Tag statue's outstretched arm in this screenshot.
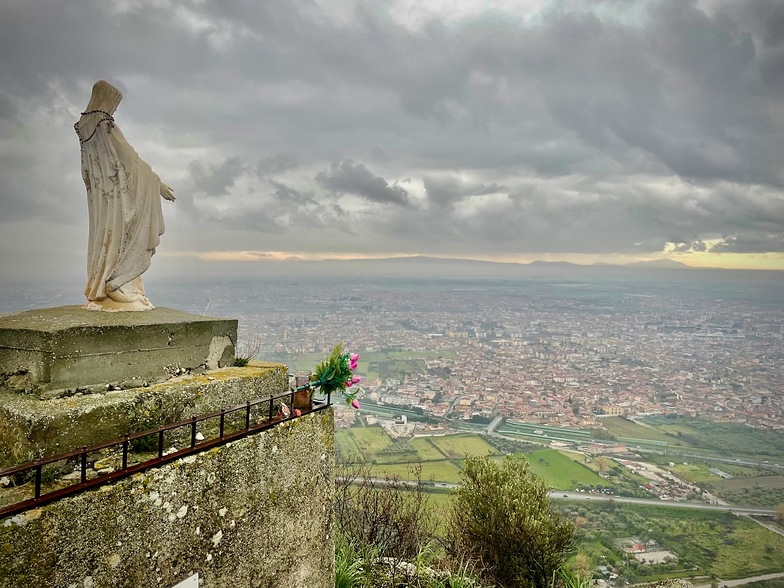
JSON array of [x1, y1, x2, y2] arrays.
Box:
[[160, 182, 175, 201], [110, 125, 175, 202]]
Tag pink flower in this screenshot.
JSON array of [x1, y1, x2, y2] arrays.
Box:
[[293, 408, 301, 417], [350, 353, 360, 363], [351, 375, 361, 384], [351, 399, 360, 410], [346, 380, 354, 388], [350, 361, 358, 371]]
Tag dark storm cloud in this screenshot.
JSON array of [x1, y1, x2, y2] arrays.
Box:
[[189, 157, 246, 197], [0, 0, 783, 264], [712, 233, 784, 253], [315, 160, 408, 205], [424, 175, 507, 208]]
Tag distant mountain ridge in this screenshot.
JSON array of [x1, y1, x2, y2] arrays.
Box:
[[624, 259, 691, 269], [150, 252, 784, 282], [366, 255, 692, 270]]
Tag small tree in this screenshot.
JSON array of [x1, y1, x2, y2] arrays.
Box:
[[571, 554, 593, 579], [447, 455, 575, 588], [335, 459, 435, 561], [595, 456, 609, 476]]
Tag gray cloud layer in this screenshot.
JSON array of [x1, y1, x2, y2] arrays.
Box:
[[1, 0, 783, 272]]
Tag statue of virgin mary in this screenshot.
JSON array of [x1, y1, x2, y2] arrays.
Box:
[[75, 80, 175, 311]]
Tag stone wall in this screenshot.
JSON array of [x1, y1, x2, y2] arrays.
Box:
[[0, 363, 287, 467], [0, 409, 335, 588]]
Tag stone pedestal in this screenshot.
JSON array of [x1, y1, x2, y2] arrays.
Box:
[[0, 306, 237, 395]]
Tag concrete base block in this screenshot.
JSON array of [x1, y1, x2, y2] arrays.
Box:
[[0, 306, 238, 395]]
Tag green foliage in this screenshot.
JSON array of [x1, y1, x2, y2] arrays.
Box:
[[335, 534, 380, 588], [335, 463, 489, 588], [233, 334, 261, 367], [556, 501, 784, 580], [336, 460, 436, 561], [130, 418, 161, 452], [643, 416, 784, 457], [313, 342, 361, 406], [744, 579, 784, 588], [447, 455, 576, 588], [558, 567, 592, 588]]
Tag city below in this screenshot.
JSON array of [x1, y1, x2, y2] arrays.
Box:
[[3, 261, 784, 583]]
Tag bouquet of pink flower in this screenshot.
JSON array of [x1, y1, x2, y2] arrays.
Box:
[[311, 343, 361, 409]]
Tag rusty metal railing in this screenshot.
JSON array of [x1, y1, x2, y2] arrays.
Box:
[[0, 385, 331, 519]]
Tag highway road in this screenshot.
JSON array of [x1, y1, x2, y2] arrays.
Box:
[[692, 572, 784, 588], [341, 477, 776, 516], [549, 491, 775, 516]]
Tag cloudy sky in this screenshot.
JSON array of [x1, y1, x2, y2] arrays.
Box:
[[1, 0, 783, 277]]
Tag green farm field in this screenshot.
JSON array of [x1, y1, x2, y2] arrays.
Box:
[[349, 426, 393, 454], [527, 449, 606, 489], [339, 427, 619, 489], [336, 426, 393, 461], [567, 502, 784, 580], [641, 417, 784, 458], [337, 427, 501, 464], [335, 431, 363, 461], [430, 434, 497, 459], [668, 462, 733, 484], [601, 416, 682, 445], [712, 474, 784, 492], [408, 437, 450, 461], [369, 460, 464, 484]]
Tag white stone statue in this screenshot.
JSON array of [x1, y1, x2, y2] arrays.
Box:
[[75, 80, 175, 311]]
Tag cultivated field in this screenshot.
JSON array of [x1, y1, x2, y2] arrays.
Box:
[[601, 416, 681, 444], [528, 449, 606, 489], [562, 502, 784, 581]]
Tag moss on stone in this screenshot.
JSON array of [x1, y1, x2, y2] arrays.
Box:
[[0, 364, 287, 467], [0, 409, 335, 588]]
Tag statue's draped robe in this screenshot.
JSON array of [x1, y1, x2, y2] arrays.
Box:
[[78, 117, 164, 301]]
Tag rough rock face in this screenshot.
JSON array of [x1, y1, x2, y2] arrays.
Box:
[[0, 409, 336, 588]]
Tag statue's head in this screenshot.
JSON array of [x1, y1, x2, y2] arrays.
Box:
[[84, 80, 123, 115]]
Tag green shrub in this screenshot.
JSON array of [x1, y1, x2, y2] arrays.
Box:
[[447, 455, 575, 588]]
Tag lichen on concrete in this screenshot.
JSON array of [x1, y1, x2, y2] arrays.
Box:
[[0, 409, 335, 588]]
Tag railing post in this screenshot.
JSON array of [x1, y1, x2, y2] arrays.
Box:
[[245, 401, 251, 429], [268, 395, 274, 422], [158, 427, 164, 459], [80, 447, 87, 483], [122, 435, 129, 470], [34, 462, 42, 499], [191, 416, 197, 448], [219, 407, 225, 439]]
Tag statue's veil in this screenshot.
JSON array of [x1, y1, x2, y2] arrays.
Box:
[[76, 81, 123, 142], [84, 80, 122, 113]]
